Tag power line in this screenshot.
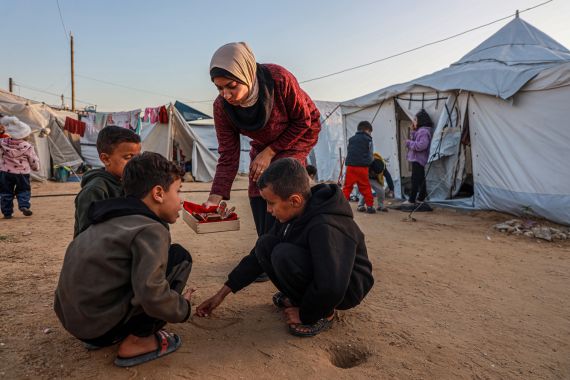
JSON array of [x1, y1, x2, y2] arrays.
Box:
[[76, 74, 214, 104], [14, 82, 96, 106], [55, 0, 68, 40], [299, 0, 554, 84]]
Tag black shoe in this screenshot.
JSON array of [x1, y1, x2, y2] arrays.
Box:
[[3, 215, 12, 219], [20, 208, 33, 216], [356, 205, 366, 212], [254, 273, 270, 283], [366, 206, 376, 214]]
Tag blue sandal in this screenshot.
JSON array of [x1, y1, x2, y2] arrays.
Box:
[[289, 316, 334, 337], [114, 330, 181, 367]]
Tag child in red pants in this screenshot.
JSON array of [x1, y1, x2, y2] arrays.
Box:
[[342, 121, 375, 213]]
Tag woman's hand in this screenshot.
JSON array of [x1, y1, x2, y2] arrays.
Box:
[[250, 146, 276, 183], [183, 287, 197, 303], [203, 194, 223, 208]]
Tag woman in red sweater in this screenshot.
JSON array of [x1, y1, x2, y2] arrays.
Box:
[[205, 42, 321, 239]]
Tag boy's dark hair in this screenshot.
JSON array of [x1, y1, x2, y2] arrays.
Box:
[[258, 158, 311, 200], [305, 165, 317, 177], [96, 125, 141, 155], [357, 121, 373, 133], [123, 152, 183, 199]]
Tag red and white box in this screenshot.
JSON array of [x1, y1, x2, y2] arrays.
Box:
[[182, 201, 240, 234]]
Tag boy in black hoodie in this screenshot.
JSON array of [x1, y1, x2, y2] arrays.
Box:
[[73, 126, 141, 237], [197, 158, 374, 337]]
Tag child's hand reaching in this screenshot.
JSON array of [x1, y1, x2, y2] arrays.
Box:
[[195, 285, 232, 317]]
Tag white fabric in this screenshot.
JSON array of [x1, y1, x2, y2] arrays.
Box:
[[425, 94, 469, 200], [312, 101, 345, 182], [141, 107, 218, 182], [0, 89, 83, 179], [470, 88, 570, 210]]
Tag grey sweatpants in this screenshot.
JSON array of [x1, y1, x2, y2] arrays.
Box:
[[358, 179, 385, 208]]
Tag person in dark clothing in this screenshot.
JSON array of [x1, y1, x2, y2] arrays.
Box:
[[404, 109, 434, 204], [197, 158, 374, 337], [55, 152, 194, 368], [73, 126, 141, 237], [343, 121, 375, 213]]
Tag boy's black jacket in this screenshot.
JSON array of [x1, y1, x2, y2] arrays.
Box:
[[345, 131, 373, 167], [226, 184, 374, 324]]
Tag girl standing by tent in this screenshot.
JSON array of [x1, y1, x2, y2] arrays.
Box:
[[204, 42, 321, 242], [404, 109, 433, 204]]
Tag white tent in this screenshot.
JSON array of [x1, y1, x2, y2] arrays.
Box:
[[310, 101, 345, 182], [0, 89, 83, 180], [340, 16, 570, 225], [140, 105, 218, 182]]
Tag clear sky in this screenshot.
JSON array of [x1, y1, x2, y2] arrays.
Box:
[[2, 0, 569, 115]]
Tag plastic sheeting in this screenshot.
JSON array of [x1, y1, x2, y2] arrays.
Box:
[[312, 101, 345, 182]]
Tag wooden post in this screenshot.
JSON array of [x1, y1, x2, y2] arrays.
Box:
[[9, 77, 13, 92], [70, 32, 75, 111]]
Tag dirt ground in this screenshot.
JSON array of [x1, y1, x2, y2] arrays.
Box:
[[0, 177, 569, 379]]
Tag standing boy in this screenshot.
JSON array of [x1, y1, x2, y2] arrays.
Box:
[[343, 121, 375, 213]]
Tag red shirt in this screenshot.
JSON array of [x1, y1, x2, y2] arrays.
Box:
[[211, 64, 321, 198]]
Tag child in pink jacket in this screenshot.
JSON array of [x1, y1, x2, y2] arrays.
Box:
[[0, 116, 40, 219]]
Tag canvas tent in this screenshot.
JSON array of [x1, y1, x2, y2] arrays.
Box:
[[0, 89, 83, 180], [140, 104, 218, 182], [340, 16, 570, 225]]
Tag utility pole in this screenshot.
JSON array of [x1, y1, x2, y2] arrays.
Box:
[[9, 77, 13, 92], [70, 31, 75, 111], [61, 94, 65, 109]]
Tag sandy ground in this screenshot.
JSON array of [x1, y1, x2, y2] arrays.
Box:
[[0, 177, 569, 379]]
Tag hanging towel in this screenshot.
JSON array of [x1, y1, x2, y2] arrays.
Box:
[[64, 117, 86, 137], [158, 106, 169, 124]]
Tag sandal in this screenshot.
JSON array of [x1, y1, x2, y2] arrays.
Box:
[[288, 316, 334, 337], [272, 292, 292, 308], [114, 330, 181, 367]]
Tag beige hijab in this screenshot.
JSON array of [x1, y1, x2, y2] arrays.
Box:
[[210, 42, 259, 107]]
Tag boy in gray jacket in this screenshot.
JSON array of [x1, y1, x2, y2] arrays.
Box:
[[54, 152, 193, 367]]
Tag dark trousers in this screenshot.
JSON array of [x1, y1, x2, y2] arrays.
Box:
[[409, 162, 427, 203], [81, 244, 192, 347], [0, 171, 31, 216], [254, 235, 352, 310], [249, 196, 276, 237]]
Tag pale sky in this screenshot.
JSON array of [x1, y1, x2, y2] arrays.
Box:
[[2, 0, 569, 115]]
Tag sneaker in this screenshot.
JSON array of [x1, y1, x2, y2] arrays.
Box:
[[356, 205, 366, 212], [20, 208, 33, 216], [366, 206, 376, 214], [3, 215, 12, 219]]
